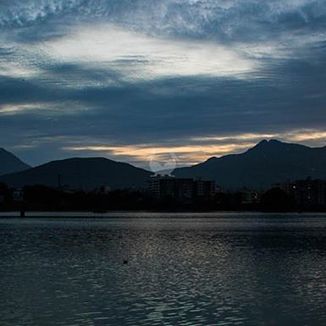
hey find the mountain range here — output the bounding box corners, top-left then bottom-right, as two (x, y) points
(0, 139), (325, 190)
(0, 148), (30, 176)
(174, 139), (326, 189)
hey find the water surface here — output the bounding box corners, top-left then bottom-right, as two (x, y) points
(1, 213), (326, 325)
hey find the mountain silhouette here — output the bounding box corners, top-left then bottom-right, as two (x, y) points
(0, 157), (151, 190)
(0, 148), (31, 176)
(1, 140), (326, 191)
(174, 139), (326, 189)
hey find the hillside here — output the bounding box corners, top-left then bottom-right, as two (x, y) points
(0, 157), (151, 190)
(174, 140), (326, 189)
(0, 148), (30, 176)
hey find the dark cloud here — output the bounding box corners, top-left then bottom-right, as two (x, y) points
(2, 1), (326, 43)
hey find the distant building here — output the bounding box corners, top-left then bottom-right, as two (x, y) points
(94, 186), (112, 194)
(149, 175), (215, 201)
(240, 189), (260, 204)
(194, 179), (216, 198)
(278, 178), (326, 207)
(12, 188), (24, 202)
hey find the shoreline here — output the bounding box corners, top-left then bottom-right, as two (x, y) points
(1, 211), (326, 218)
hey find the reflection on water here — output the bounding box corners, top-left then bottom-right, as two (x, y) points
(1, 213), (326, 325)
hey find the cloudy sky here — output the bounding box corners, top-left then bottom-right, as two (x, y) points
(0, 0), (325, 168)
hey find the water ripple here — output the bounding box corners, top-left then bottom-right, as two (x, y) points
(0, 214), (326, 325)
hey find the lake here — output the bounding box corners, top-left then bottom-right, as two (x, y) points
(1, 212), (326, 325)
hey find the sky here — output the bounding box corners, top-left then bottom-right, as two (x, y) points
(0, 0), (325, 169)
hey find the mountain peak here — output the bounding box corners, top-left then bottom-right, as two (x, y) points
(251, 139), (313, 153)
(0, 148), (31, 176)
(248, 139), (296, 153)
(255, 139), (282, 148)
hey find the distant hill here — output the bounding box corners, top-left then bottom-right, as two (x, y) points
(174, 140), (326, 189)
(0, 157), (151, 190)
(0, 148), (30, 176)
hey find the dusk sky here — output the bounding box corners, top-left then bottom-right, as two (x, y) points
(0, 0), (325, 168)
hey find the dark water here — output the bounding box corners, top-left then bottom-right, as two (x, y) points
(1, 213), (326, 326)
